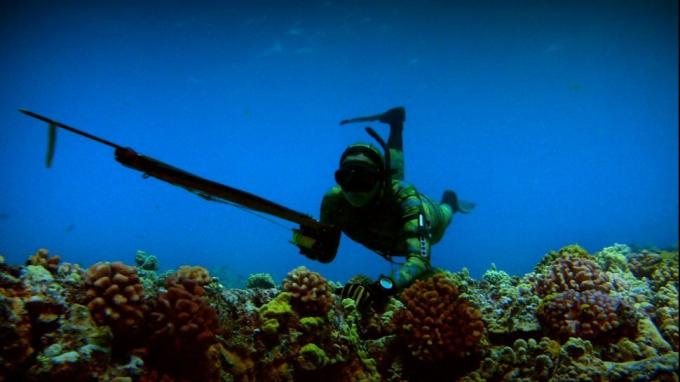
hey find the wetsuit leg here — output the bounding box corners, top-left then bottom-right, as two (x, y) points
(387, 118), (405, 180)
(420, 194), (454, 244)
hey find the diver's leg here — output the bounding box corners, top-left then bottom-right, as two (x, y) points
(382, 107), (406, 180)
(421, 194), (454, 245)
(441, 190), (476, 214)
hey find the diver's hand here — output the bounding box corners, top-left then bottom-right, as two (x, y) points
(378, 106), (406, 125)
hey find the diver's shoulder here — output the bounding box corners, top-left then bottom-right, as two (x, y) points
(323, 185), (345, 200)
(391, 179), (417, 193)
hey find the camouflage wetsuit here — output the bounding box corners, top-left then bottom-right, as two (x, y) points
(318, 119), (454, 289)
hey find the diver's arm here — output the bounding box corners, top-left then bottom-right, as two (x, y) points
(393, 222), (432, 289)
(292, 189), (341, 263)
(392, 184), (432, 289)
(382, 107), (405, 151)
(314, 191), (342, 263)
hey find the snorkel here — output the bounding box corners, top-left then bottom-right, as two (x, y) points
(363, 127), (392, 205)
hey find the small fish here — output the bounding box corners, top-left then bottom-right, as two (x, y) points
(64, 224), (75, 232)
(339, 283), (370, 307)
(46, 122), (57, 167)
(0, 213), (9, 220)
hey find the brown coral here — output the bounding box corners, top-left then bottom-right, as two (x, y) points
(175, 265), (212, 286)
(650, 252), (679, 291)
(282, 266), (333, 316)
(628, 250), (663, 279)
(148, 276), (219, 350)
(534, 255), (611, 298)
(393, 274), (485, 361)
(83, 261), (145, 332)
(145, 276), (221, 380)
(26, 248), (60, 274)
(0, 294), (34, 377)
(537, 289), (637, 343)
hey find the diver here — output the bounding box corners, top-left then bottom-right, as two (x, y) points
(295, 106), (475, 308)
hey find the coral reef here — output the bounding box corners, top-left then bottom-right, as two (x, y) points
(475, 267), (541, 342)
(282, 266), (334, 317)
(26, 248), (60, 274)
(1, 243), (678, 381)
(393, 273), (485, 361)
(175, 265), (213, 286)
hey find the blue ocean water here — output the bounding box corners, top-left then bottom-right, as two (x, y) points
(0, 1), (677, 284)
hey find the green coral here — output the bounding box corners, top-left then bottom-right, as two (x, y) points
(134, 250), (158, 271)
(595, 243), (631, 273)
(481, 264), (513, 286)
(300, 316), (325, 332)
(297, 343), (329, 370)
(259, 292), (294, 335)
(246, 273), (276, 289)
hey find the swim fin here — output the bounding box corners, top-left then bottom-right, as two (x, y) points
(441, 190), (475, 214)
(340, 106), (405, 126)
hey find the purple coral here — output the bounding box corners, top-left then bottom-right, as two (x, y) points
(537, 289), (637, 343)
(535, 256), (610, 298)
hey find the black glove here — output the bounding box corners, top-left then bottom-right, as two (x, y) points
(293, 224), (341, 263)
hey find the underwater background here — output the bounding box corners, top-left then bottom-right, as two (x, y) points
(1, 0), (678, 284)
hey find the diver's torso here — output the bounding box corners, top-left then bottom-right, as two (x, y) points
(322, 183), (410, 256)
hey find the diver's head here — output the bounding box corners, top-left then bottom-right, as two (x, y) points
(335, 143), (384, 207)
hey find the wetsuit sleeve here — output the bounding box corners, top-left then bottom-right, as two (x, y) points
(392, 183), (432, 289)
(309, 188), (342, 263)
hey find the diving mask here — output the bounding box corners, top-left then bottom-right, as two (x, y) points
(335, 163), (381, 193)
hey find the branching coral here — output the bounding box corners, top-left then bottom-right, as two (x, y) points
(282, 266), (333, 317)
(83, 262), (146, 333)
(534, 255), (611, 298)
(537, 289), (637, 343)
(26, 248), (60, 275)
(393, 274), (485, 361)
